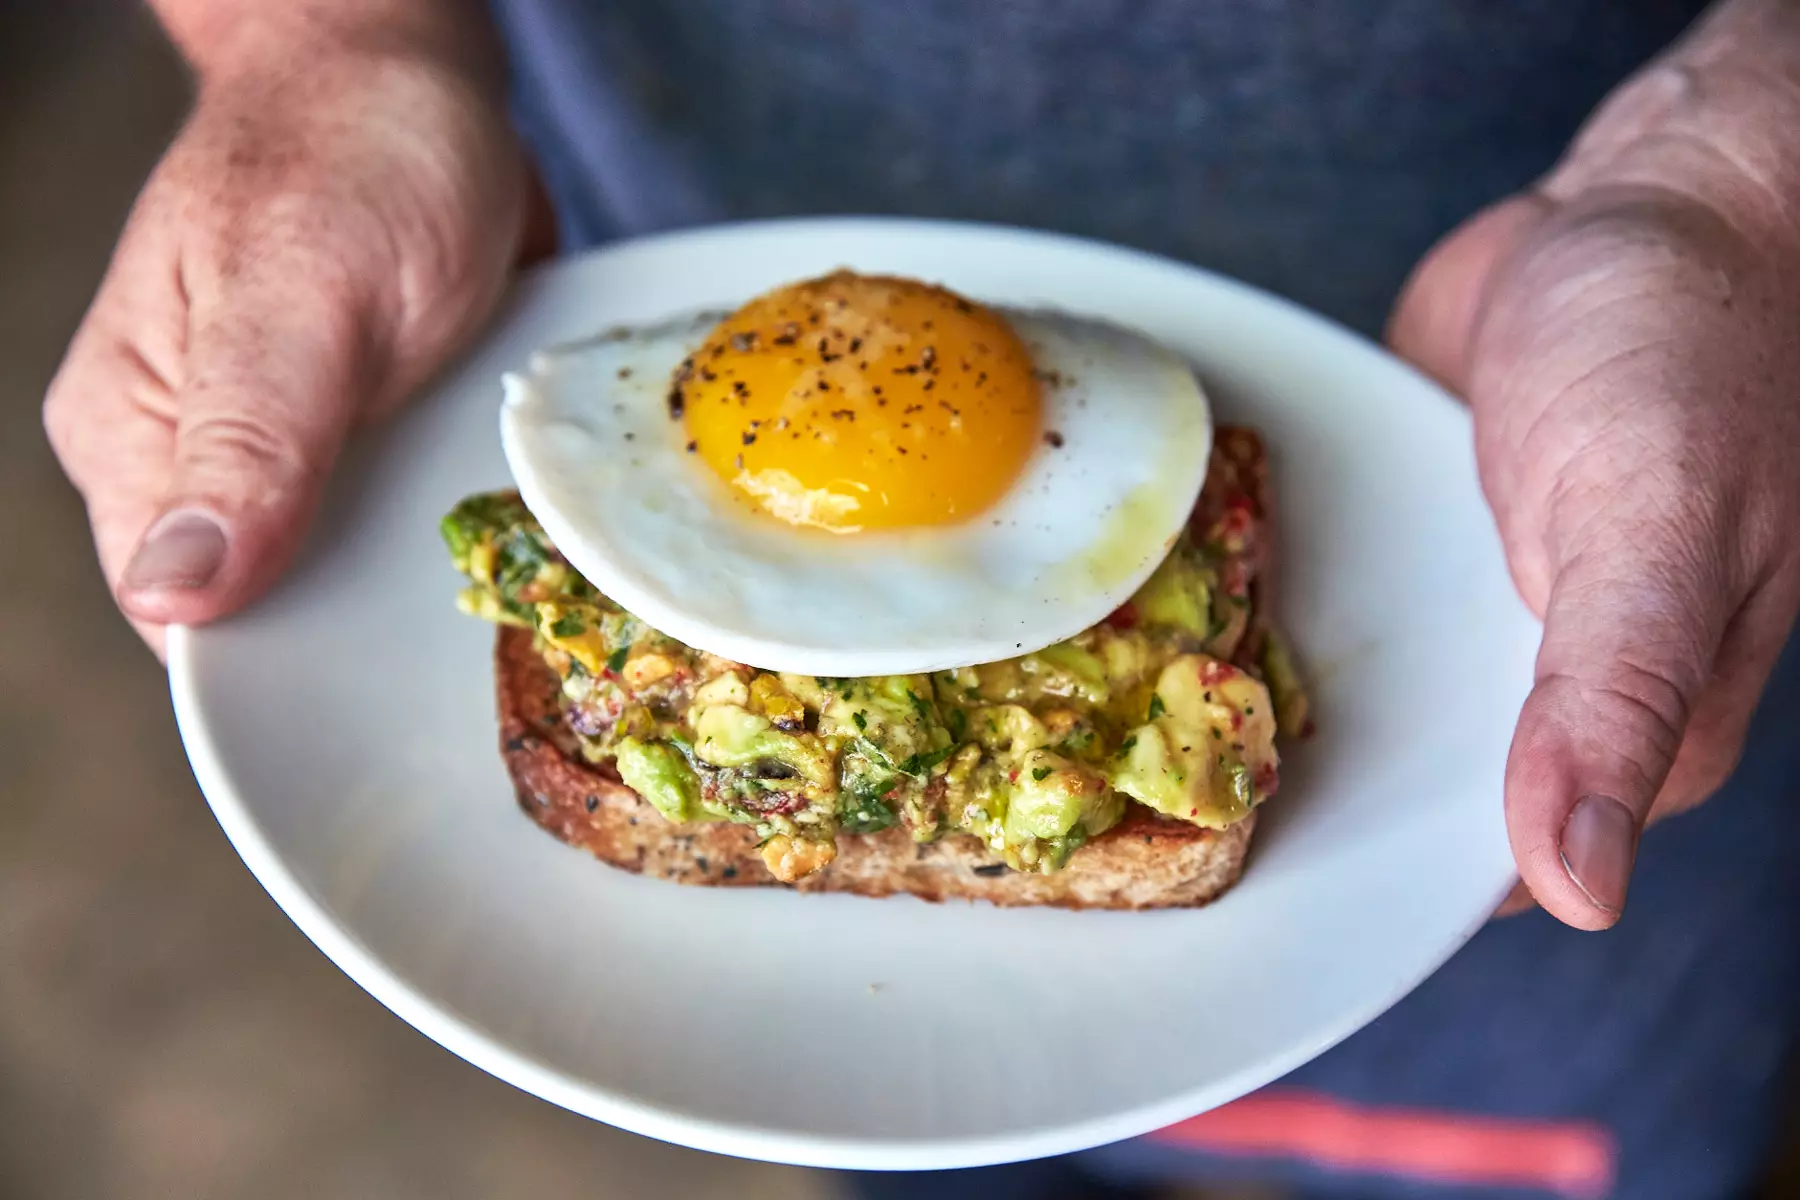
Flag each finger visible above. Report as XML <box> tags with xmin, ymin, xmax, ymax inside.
<box><xmin>1387</xmin><ymin>194</ymin><xmax>1553</xmax><ymax>395</ymax></box>
<box><xmin>1505</xmin><ymin>535</ymin><xmax>1739</xmax><ymax>930</ymax></box>
<box><xmin>517</xmin><ymin>155</ymin><xmax>560</xmax><ymax>267</ymax></box>
<box><xmin>114</xmin><ymin>242</ymin><xmax>379</xmax><ymax>628</ymax></box>
<box><xmin>1494</xmin><ymin>881</ymin><xmax>1538</xmax><ymax>918</ymax></box>
<box><xmin>46</xmin><ymin>369</ymin><xmax>180</xmax><ymax>660</ymax></box>
<box><xmin>43</xmin><ymin>213</ymin><xmax>192</xmax><ymax>658</ymax></box>
<box><xmin>1650</xmin><ymin>570</ymin><xmax>1800</xmax><ymax>822</ymax></box>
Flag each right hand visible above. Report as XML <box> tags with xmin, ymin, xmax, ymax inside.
<box><xmin>45</xmin><ymin>34</ymin><xmax>542</xmax><ymax>655</ymax></box>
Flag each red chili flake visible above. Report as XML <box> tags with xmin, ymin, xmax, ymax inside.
<box><xmin>685</xmin><ymin>440</ymin><xmax>697</xmax><ymax>453</ymax></box>
<box><xmin>1103</xmin><ymin>601</ymin><xmax>1138</xmax><ymax>630</ymax></box>
<box><xmin>1044</xmin><ymin>430</ymin><xmax>1065</xmax><ymax>448</ymax></box>
<box><xmin>1201</xmin><ymin>660</ymin><xmax>1241</xmax><ymax>686</ymax></box>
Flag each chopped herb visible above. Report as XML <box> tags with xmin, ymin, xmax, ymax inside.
<box><xmin>550</xmin><ymin>613</ymin><xmax>586</xmax><ymax>638</ymax></box>
<box><xmin>907</xmin><ymin>690</ymin><xmax>932</xmax><ymax>722</ymax></box>
<box><xmin>606</xmin><ymin>647</ymin><xmax>629</xmax><ymax>673</ymax></box>
<box><xmin>896</xmin><ymin>745</ymin><xmax>956</xmax><ymax>778</ymax></box>
<box><xmin>840</xmin><ymin>772</ymin><xmax>898</xmax><ymax>833</ymax></box>
<box><xmin>946</xmin><ymin>707</ymin><xmax>968</xmax><ymax>743</ymax></box>
<box><xmin>1118</xmin><ymin>734</ymin><xmax>1138</xmax><ymax>756</ymax></box>
<box><xmin>1031</xmin><ymin>766</ymin><xmax>1053</xmax><ymax>782</ymax></box>
<box><xmin>1148</xmin><ymin>692</ymin><xmax>1166</xmax><ymax>720</ymax></box>
<box><xmin>852</xmin><ymin>710</ymin><xmax>868</xmax><ymax>732</ymax></box>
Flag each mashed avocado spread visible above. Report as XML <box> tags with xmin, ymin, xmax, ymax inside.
<box><xmin>443</xmin><ymin>439</ymin><xmax>1306</xmax><ymax>883</ymax></box>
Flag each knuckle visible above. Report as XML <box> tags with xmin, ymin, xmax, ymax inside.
<box><xmin>1559</xmin><ymin>655</ymin><xmax>1694</xmax><ymax>797</ymax></box>
<box><xmin>181</xmin><ymin>410</ymin><xmax>315</xmax><ymax>487</ymax></box>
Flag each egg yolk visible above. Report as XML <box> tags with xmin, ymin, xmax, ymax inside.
<box><xmin>676</xmin><ymin>271</ymin><xmax>1043</xmax><ymax>533</ymax></box>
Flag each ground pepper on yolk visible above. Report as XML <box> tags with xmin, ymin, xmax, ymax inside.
<box><xmin>673</xmin><ymin>271</ymin><xmax>1045</xmax><ymax>533</ymax></box>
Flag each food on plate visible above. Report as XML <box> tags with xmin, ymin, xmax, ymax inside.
<box><xmin>497</xmin><ymin>270</ymin><xmax>1215</xmax><ymax>675</ymax></box>
<box><xmin>446</xmin><ymin>273</ymin><xmax>1308</xmax><ymax>908</ymax></box>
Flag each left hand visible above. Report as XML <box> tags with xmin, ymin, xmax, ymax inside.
<box><xmin>1389</xmin><ymin>109</ymin><xmax>1800</xmax><ymax>928</ymax></box>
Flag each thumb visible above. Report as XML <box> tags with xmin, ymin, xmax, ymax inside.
<box><xmin>116</xmin><ymin>263</ymin><xmax>377</xmax><ymax>627</ymax></box>
<box><xmin>1506</xmin><ymin>532</ymin><xmax>1736</xmax><ymax>929</ymax></box>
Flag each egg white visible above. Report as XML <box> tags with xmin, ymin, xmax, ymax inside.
<box><xmin>499</xmin><ymin>304</ymin><xmax>1212</xmax><ymax>676</ymax></box>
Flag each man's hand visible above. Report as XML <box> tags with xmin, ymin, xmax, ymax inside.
<box><xmin>1390</xmin><ymin>0</ymin><xmax>1800</xmax><ymax>929</ymax></box>
<box><xmin>44</xmin><ymin>3</ymin><xmax>534</xmax><ymax>655</ymax></box>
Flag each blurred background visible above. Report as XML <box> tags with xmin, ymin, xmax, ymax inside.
<box><xmin>2</xmin><ymin>5</ymin><xmax>1797</xmax><ymax>1200</ymax></box>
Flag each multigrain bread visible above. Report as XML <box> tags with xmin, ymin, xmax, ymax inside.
<box><xmin>496</xmin><ymin>624</ymin><xmax>1256</xmax><ymax>909</ymax></box>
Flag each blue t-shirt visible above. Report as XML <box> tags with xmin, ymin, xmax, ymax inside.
<box><xmin>491</xmin><ymin>0</ymin><xmax>1706</xmax><ymax>333</ymax></box>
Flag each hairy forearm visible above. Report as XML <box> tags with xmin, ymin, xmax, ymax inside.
<box><xmin>147</xmin><ymin>0</ymin><xmax>506</xmax><ymax>93</ymax></box>
<box><xmin>1544</xmin><ymin>0</ymin><xmax>1800</xmax><ymax>253</ymax></box>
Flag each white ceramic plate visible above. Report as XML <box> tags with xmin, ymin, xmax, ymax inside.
<box><xmin>167</xmin><ymin>218</ymin><xmax>1534</xmax><ymax>1171</ymax></box>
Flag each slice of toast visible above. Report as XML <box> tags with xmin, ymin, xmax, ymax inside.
<box><xmin>496</xmin><ymin>626</ymin><xmax>1255</xmax><ymax>909</ymax></box>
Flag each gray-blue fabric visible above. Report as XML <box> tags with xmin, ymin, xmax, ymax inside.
<box><xmin>484</xmin><ymin>5</ymin><xmax>1800</xmax><ymax>1198</ymax></box>
<box><xmin>492</xmin><ymin>0</ymin><xmax>1707</xmax><ymax>334</ymax></box>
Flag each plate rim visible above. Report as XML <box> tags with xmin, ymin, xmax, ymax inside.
<box><xmin>166</xmin><ymin>214</ymin><xmax>1520</xmax><ymax>1170</ymax></box>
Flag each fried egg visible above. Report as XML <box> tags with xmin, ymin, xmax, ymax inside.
<box><xmin>500</xmin><ymin>271</ymin><xmax>1211</xmax><ymax>675</ymax></box>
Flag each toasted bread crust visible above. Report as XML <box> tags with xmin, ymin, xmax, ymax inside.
<box><xmin>496</xmin><ymin>627</ymin><xmax>1254</xmax><ymax>909</ymax></box>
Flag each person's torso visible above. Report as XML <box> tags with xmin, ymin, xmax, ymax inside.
<box><xmin>494</xmin><ymin>0</ymin><xmax>1707</xmax><ymax>331</ymax></box>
